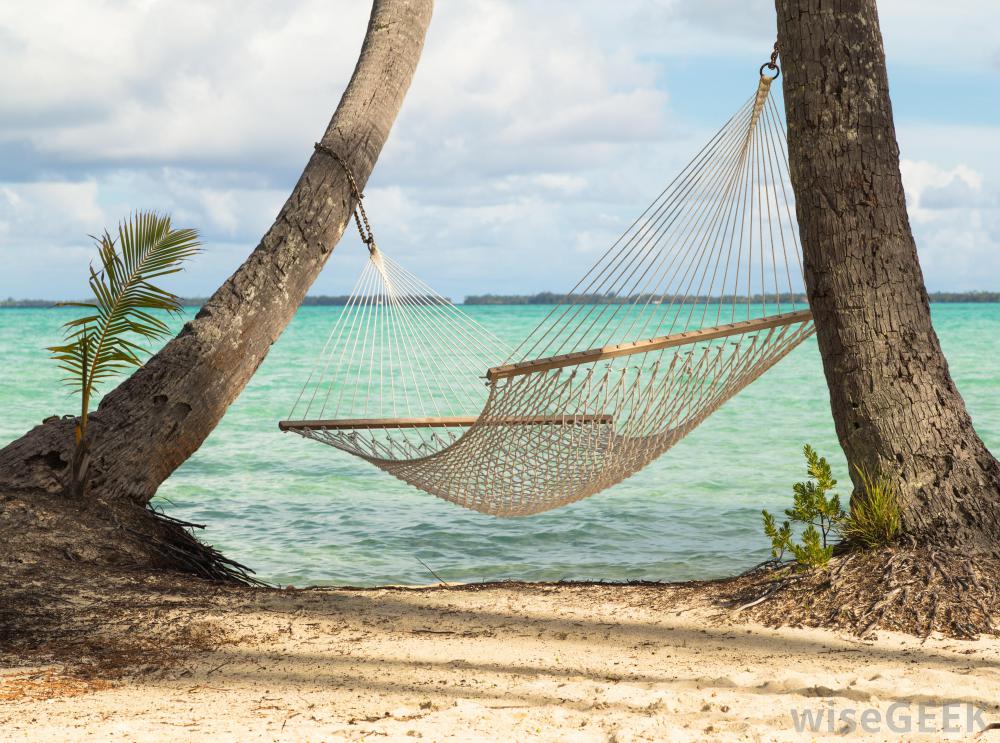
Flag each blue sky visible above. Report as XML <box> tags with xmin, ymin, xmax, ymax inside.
<box><xmin>1</xmin><ymin>0</ymin><xmax>998</xmax><ymax>300</ymax></box>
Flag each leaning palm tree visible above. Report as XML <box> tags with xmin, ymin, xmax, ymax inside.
<box><xmin>0</xmin><ymin>1</ymin><xmax>428</xmax><ymax>583</ymax></box>
<box><xmin>48</xmin><ymin>212</ymin><xmax>200</xmax><ymax>496</ymax></box>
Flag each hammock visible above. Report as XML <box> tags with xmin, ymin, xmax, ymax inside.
<box><xmin>281</xmin><ymin>64</ymin><xmax>815</xmax><ymax>516</ymax></box>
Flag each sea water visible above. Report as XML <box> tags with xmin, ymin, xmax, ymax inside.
<box><xmin>2</xmin><ymin>304</ymin><xmax>997</xmax><ymax>586</ymax></box>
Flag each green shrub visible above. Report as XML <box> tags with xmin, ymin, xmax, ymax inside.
<box><xmin>762</xmin><ymin>445</ymin><xmax>846</xmax><ymax>568</ymax></box>
<box><xmin>839</xmin><ymin>465</ymin><xmax>901</xmax><ymax>549</ymax></box>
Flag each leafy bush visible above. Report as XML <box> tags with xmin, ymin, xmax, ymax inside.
<box><xmin>762</xmin><ymin>445</ymin><xmax>845</xmax><ymax>568</ymax></box>
<box><xmin>839</xmin><ymin>465</ymin><xmax>901</xmax><ymax>549</ymax></box>
<box><xmin>762</xmin><ymin>447</ymin><xmax>903</xmax><ymax>567</ymax></box>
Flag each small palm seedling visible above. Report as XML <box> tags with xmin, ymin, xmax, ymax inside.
<box><xmin>762</xmin><ymin>445</ymin><xmax>846</xmax><ymax>568</ymax></box>
<box><xmin>48</xmin><ymin>212</ymin><xmax>200</xmax><ymax>497</ymax></box>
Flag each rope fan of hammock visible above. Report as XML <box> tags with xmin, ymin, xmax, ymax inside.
<box><xmin>281</xmin><ymin>66</ymin><xmax>815</xmax><ymax>517</ymax></box>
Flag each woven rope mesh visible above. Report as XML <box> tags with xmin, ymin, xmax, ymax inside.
<box><xmin>284</xmin><ymin>74</ymin><xmax>815</xmax><ymax>516</ymax></box>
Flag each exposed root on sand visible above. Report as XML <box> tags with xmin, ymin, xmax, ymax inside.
<box><xmin>724</xmin><ymin>546</ymin><xmax>1000</xmax><ymax>640</ymax></box>
<box><xmin>0</xmin><ymin>487</ymin><xmax>258</xmax><ymax>687</ymax></box>
<box><xmin>0</xmin><ymin>487</ymin><xmax>260</xmax><ymax>587</ymax></box>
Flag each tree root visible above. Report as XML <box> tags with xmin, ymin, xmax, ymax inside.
<box><xmin>0</xmin><ymin>487</ymin><xmax>261</xmax><ymax>589</ymax></box>
<box><xmin>724</xmin><ymin>546</ymin><xmax>1000</xmax><ymax>639</ymax></box>
<box><xmin>136</xmin><ymin>506</ymin><xmax>264</xmax><ymax>585</ymax></box>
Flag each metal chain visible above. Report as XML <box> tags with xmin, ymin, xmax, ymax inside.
<box><xmin>760</xmin><ymin>41</ymin><xmax>780</xmax><ymax>79</ymax></box>
<box><xmin>314</xmin><ymin>142</ymin><xmax>377</xmax><ymax>251</ymax></box>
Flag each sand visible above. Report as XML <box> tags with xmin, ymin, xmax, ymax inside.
<box><xmin>1</xmin><ymin>580</ymin><xmax>998</xmax><ymax>741</ymax></box>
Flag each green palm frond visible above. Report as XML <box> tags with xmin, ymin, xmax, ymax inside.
<box><xmin>47</xmin><ymin>212</ymin><xmax>200</xmax><ymax>401</ymax></box>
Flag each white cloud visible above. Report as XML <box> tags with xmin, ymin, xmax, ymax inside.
<box><xmin>0</xmin><ymin>181</ymin><xmax>104</xmax><ymax>236</ymax></box>
<box><xmin>650</xmin><ymin>0</ymin><xmax>775</xmax><ymax>44</ymax></box>
<box><xmin>656</xmin><ymin>0</ymin><xmax>1000</xmax><ymax>70</ymax></box>
<box><xmin>0</xmin><ymin>180</ymin><xmax>106</xmax><ymax>297</ymax></box>
<box><xmin>0</xmin><ymin>170</ymin><xmax>288</xmax><ymax>297</ymax></box>
<box><xmin>901</xmin><ymin>161</ymin><xmax>986</xmax><ymax>221</ymax></box>
<box><xmin>1</xmin><ymin>1</ymin><xmax>999</xmax><ymax>299</ymax></box>
<box><xmin>0</xmin><ymin>1</ymin><xmax>368</xmax><ymax>166</ymax></box>
<box><xmin>0</xmin><ymin>1</ymin><xmax>683</xmax><ymax>298</ymax></box>
<box><xmin>899</xmin><ymin>159</ymin><xmax>1000</xmax><ymax>289</ymax></box>
<box><xmin>877</xmin><ymin>1</ymin><xmax>1000</xmax><ymax>70</ymax></box>
<box><xmin>529</xmin><ymin>174</ymin><xmax>588</xmax><ymax>195</ymax></box>
<box><xmin>573</xmin><ymin>226</ymin><xmax>623</xmax><ymax>256</ymax></box>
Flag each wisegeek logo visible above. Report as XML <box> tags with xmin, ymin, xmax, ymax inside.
<box><xmin>789</xmin><ymin>701</ymin><xmax>989</xmax><ymax>735</ymax></box>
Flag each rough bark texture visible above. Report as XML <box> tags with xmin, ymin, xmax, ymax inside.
<box><xmin>0</xmin><ymin>0</ymin><xmax>433</xmax><ymax>506</ymax></box>
<box><xmin>775</xmin><ymin>0</ymin><xmax>1000</xmax><ymax>549</ymax></box>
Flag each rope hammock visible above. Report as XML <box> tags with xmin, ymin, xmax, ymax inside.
<box><xmin>281</xmin><ymin>57</ymin><xmax>816</xmax><ymax>516</ymax></box>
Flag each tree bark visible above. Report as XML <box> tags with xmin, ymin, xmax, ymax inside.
<box><xmin>775</xmin><ymin>0</ymin><xmax>1000</xmax><ymax>548</ymax></box>
<box><xmin>0</xmin><ymin>0</ymin><xmax>434</xmax><ymax>504</ymax></box>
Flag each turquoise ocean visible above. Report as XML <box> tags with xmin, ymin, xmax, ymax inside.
<box><xmin>2</xmin><ymin>304</ymin><xmax>998</xmax><ymax>586</ymax></box>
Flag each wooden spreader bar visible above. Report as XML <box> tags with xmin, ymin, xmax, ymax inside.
<box><xmin>487</xmin><ymin>308</ymin><xmax>813</xmax><ymax>381</ymax></box>
<box><xmin>280</xmin><ymin>414</ymin><xmax>614</xmax><ymax>431</ymax></box>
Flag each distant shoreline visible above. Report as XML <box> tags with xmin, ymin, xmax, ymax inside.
<box><xmin>463</xmin><ymin>291</ymin><xmax>1000</xmax><ymax>305</ymax></box>
<box><xmin>3</xmin><ymin>290</ymin><xmax>1000</xmax><ymax>308</ymax></box>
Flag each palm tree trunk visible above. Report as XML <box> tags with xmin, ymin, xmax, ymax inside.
<box><xmin>0</xmin><ymin>0</ymin><xmax>434</xmax><ymax>505</ymax></box>
<box><xmin>775</xmin><ymin>0</ymin><xmax>1000</xmax><ymax>549</ymax></box>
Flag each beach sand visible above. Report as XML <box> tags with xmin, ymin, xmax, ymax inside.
<box><xmin>1</xmin><ymin>578</ymin><xmax>998</xmax><ymax>741</ymax></box>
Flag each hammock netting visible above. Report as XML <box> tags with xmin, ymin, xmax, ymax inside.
<box><xmin>282</xmin><ymin>73</ymin><xmax>815</xmax><ymax>516</ymax></box>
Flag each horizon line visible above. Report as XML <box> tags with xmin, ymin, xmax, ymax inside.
<box><xmin>4</xmin><ymin>289</ymin><xmax>1000</xmax><ymax>308</ymax></box>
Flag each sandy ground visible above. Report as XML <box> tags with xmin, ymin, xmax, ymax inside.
<box><xmin>1</xmin><ymin>580</ymin><xmax>999</xmax><ymax>742</ymax></box>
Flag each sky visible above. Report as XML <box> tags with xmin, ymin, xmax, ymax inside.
<box><xmin>1</xmin><ymin>0</ymin><xmax>998</xmax><ymax>301</ymax></box>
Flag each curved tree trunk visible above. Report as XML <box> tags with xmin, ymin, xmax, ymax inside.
<box><xmin>775</xmin><ymin>0</ymin><xmax>1000</xmax><ymax>549</ymax></box>
<box><xmin>0</xmin><ymin>0</ymin><xmax>434</xmax><ymax>505</ymax></box>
